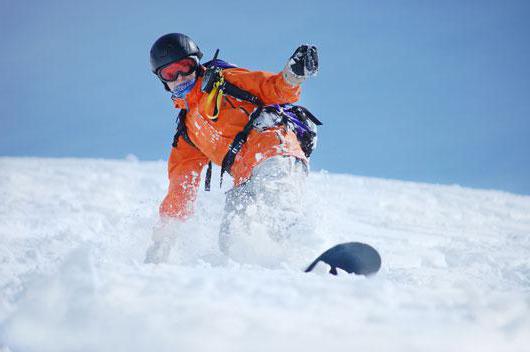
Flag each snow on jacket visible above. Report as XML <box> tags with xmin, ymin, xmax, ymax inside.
<box><xmin>159</xmin><ymin>67</ymin><xmax>308</xmax><ymax>219</ymax></box>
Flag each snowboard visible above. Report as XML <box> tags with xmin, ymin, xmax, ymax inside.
<box><xmin>305</xmin><ymin>242</ymin><xmax>381</xmax><ymax>276</ymax></box>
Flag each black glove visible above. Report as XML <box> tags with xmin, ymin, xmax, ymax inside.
<box><xmin>282</xmin><ymin>45</ymin><xmax>319</xmax><ymax>85</ymax></box>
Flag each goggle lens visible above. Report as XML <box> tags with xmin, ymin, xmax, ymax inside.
<box><xmin>158</xmin><ymin>58</ymin><xmax>197</xmax><ymax>82</ymax></box>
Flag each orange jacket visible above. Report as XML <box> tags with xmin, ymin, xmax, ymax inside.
<box><xmin>159</xmin><ymin>67</ymin><xmax>307</xmax><ymax>219</ymax></box>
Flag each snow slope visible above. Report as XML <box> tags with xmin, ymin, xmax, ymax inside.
<box><xmin>1</xmin><ymin>157</ymin><xmax>529</xmax><ymax>352</ymax></box>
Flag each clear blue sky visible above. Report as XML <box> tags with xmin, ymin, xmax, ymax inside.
<box><xmin>1</xmin><ymin>0</ymin><xmax>529</xmax><ymax>195</ymax></box>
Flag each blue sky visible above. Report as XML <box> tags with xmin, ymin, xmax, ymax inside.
<box><xmin>1</xmin><ymin>0</ymin><xmax>529</xmax><ymax>195</ymax></box>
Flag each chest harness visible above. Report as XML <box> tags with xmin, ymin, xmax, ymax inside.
<box><xmin>171</xmin><ymin>51</ymin><xmax>322</xmax><ymax>191</ymax></box>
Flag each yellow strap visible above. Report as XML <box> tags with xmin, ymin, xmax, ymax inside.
<box><xmin>204</xmin><ymin>76</ymin><xmax>225</xmax><ymax>120</ymax></box>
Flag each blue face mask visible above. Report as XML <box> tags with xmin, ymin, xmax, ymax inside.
<box><xmin>171</xmin><ymin>76</ymin><xmax>197</xmax><ymax>99</ymax></box>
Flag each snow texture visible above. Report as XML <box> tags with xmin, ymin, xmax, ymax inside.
<box><xmin>1</xmin><ymin>157</ymin><xmax>529</xmax><ymax>352</ymax></box>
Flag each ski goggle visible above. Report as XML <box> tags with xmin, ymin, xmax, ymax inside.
<box><xmin>157</xmin><ymin>57</ymin><xmax>198</xmax><ymax>82</ymax></box>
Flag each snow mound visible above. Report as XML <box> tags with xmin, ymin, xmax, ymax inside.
<box><xmin>1</xmin><ymin>157</ymin><xmax>529</xmax><ymax>352</ymax></box>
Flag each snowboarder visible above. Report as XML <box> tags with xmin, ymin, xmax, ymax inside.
<box><xmin>145</xmin><ymin>33</ymin><xmax>319</xmax><ymax>264</ymax></box>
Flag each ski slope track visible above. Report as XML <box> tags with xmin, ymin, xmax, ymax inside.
<box><xmin>1</xmin><ymin>157</ymin><xmax>529</xmax><ymax>352</ymax></box>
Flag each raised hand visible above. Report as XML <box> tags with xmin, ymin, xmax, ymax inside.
<box><xmin>282</xmin><ymin>45</ymin><xmax>319</xmax><ymax>86</ymax></box>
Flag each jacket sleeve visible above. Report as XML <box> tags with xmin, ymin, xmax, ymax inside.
<box><xmin>222</xmin><ymin>68</ymin><xmax>301</xmax><ymax>106</ymax></box>
<box><xmin>159</xmin><ymin>140</ymin><xmax>209</xmax><ymax>220</ymax></box>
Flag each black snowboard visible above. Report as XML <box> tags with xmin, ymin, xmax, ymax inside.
<box><xmin>305</xmin><ymin>242</ymin><xmax>381</xmax><ymax>276</ymax></box>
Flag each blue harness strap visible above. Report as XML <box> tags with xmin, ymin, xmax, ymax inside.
<box><xmin>203</xmin><ymin>59</ymin><xmax>238</xmax><ymax>70</ymax></box>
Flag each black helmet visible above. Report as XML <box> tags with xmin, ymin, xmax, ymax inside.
<box><xmin>150</xmin><ymin>33</ymin><xmax>203</xmax><ymax>74</ymax></box>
